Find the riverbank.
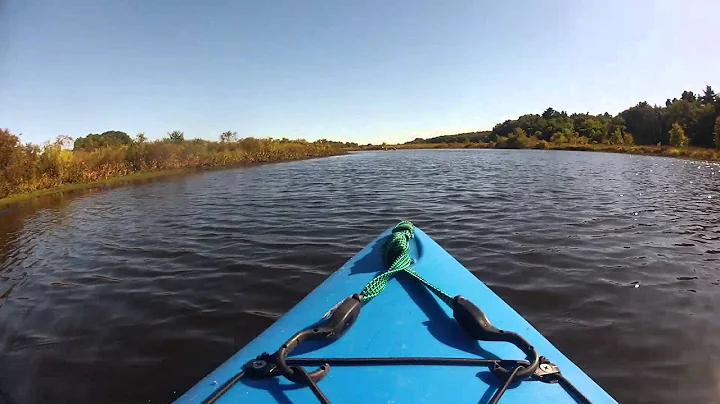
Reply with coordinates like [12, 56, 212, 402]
[0, 168, 195, 206]
[1, 130, 348, 205]
[0, 152, 349, 206]
[362, 142, 720, 161]
[548, 143, 719, 161]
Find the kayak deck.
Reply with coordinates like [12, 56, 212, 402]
[176, 226, 616, 403]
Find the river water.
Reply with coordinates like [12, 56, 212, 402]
[1, 150, 719, 403]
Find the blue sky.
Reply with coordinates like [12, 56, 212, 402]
[1, 0, 717, 144]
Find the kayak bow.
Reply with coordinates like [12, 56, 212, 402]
[176, 221, 616, 403]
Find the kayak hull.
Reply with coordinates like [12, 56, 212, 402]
[176, 227, 616, 403]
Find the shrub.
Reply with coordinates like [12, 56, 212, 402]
[668, 123, 688, 147]
[534, 140, 549, 149]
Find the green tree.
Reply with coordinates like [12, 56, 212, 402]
[701, 85, 716, 104]
[511, 127, 528, 139]
[609, 128, 623, 145]
[492, 119, 518, 138]
[662, 99, 694, 128]
[515, 114, 547, 139]
[541, 107, 557, 120]
[409, 85, 718, 148]
[668, 122, 688, 147]
[692, 104, 717, 147]
[550, 132, 568, 143]
[576, 117, 605, 143]
[135, 133, 147, 143]
[74, 130, 131, 150]
[714, 116, 720, 149]
[681, 91, 697, 103]
[619, 102, 663, 145]
[220, 131, 238, 142]
[660, 89, 717, 147]
[167, 130, 184, 144]
[496, 128, 530, 149]
[543, 115, 574, 140]
[607, 116, 628, 139]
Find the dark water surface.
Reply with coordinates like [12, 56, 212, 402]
[1, 150, 720, 403]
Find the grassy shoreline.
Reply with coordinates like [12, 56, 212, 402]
[0, 168, 193, 206]
[3, 142, 717, 207]
[0, 152, 346, 207]
[1, 128, 353, 206]
[362, 142, 720, 161]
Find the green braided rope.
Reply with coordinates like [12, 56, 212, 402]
[360, 221, 454, 307]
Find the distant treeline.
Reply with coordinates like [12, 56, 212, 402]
[0, 129, 352, 200]
[408, 86, 720, 149]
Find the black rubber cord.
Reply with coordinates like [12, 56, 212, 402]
[557, 374, 592, 404]
[286, 356, 507, 366]
[488, 366, 520, 404]
[292, 366, 330, 404]
[201, 370, 245, 404]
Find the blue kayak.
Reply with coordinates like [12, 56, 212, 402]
[176, 222, 616, 403]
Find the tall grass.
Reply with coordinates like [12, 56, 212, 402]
[0, 129, 346, 199]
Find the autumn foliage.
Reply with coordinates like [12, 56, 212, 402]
[0, 129, 346, 199]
